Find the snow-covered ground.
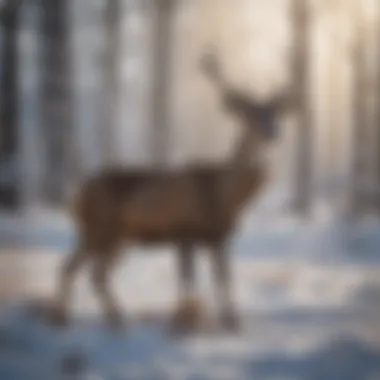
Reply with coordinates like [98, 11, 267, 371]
[1, 303, 380, 380]
[1, 247, 380, 380]
[2, 207, 380, 265]
[1, 210, 380, 379]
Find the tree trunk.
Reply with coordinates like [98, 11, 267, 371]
[40, 0, 73, 205]
[291, 0, 313, 216]
[0, 0, 21, 210]
[102, 0, 122, 166]
[350, 1, 368, 217]
[150, 0, 175, 167]
[377, 1, 380, 211]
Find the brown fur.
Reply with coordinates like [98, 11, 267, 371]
[74, 164, 266, 247]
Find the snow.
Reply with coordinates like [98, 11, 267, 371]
[1, 301, 380, 380]
[1, 211, 380, 379]
[3, 208, 380, 266]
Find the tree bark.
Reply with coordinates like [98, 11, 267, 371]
[40, 0, 73, 204]
[377, 1, 380, 211]
[291, 0, 313, 216]
[0, 0, 21, 209]
[150, 0, 175, 167]
[102, 0, 122, 166]
[350, 1, 368, 217]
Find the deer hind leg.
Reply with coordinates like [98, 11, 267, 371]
[91, 250, 124, 329]
[210, 242, 239, 331]
[171, 241, 204, 332]
[48, 245, 89, 327]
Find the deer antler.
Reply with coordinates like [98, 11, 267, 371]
[199, 46, 224, 87]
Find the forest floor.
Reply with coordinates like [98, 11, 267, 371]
[1, 208, 380, 379]
[1, 244, 380, 380]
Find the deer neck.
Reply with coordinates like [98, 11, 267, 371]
[222, 130, 269, 219]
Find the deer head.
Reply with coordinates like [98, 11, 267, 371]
[200, 49, 289, 150]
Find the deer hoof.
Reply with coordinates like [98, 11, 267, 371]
[46, 305, 69, 328]
[170, 299, 204, 334]
[221, 311, 240, 332]
[106, 310, 126, 330]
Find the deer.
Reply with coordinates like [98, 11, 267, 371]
[47, 51, 290, 332]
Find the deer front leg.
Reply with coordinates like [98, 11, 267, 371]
[171, 241, 203, 332]
[48, 246, 88, 327]
[210, 242, 239, 331]
[91, 253, 124, 329]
